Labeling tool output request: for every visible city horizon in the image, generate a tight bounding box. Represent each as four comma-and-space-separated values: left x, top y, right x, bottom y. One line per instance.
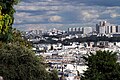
13, 0, 120, 31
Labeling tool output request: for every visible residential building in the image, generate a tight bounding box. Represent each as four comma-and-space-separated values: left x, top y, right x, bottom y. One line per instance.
83, 27, 93, 34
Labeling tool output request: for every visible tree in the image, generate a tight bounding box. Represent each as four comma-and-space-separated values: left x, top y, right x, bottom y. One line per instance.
0, 0, 20, 24
0, 43, 50, 80
0, 0, 20, 42
12, 28, 32, 48
81, 50, 120, 80
49, 70, 59, 80
0, 6, 13, 41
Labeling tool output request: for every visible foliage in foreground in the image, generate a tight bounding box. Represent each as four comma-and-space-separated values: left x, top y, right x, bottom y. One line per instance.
0, 1, 59, 80
0, 43, 51, 80
0, 0, 20, 42
49, 70, 59, 80
0, 0, 20, 23
81, 50, 120, 80
0, 6, 13, 41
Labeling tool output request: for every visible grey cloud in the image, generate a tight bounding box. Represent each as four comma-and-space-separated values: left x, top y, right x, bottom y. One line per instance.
61, 0, 120, 7
13, 0, 120, 31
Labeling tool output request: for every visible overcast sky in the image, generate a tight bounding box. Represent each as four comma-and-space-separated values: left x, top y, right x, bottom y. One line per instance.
13, 0, 120, 31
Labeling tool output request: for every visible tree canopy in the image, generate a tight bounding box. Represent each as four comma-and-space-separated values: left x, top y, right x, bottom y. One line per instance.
0, 43, 51, 80
49, 70, 59, 80
0, 6, 13, 41
81, 50, 120, 80
0, 1, 59, 80
0, 0, 20, 19
0, 0, 20, 42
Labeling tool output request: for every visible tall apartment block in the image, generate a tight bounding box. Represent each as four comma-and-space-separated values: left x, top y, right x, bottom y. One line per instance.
96, 21, 119, 34
83, 27, 93, 34
68, 27, 83, 34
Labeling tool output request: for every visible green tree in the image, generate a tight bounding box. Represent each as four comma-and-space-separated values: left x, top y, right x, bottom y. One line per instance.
0, 43, 50, 80
12, 28, 32, 48
0, 6, 13, 42
49, 70, 59, 80
81, 50, 120, 80
0, 0, 20, 24
0, 1, 59, 80
0, 0, 20, 42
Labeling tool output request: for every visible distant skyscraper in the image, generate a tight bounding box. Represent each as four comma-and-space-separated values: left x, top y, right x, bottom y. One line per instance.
102, 21, 107, 26
99, 26, 105, 34
96, 21, 118, 34
97, 21, 106, 34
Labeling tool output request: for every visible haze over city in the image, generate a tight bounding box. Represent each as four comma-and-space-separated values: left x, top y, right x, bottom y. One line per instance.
13, 0, 120, 31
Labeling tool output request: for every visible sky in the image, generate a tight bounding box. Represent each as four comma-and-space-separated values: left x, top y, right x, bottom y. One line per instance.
13, 0, 120, 31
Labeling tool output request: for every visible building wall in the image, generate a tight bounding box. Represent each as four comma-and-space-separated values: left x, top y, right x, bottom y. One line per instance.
99, 26, 105, 34
83, 27, 93, 34
96, 21, 119, 34
111, 26, 116, 33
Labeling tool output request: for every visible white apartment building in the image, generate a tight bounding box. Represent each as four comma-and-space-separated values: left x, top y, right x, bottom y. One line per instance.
83, 27, 93, 34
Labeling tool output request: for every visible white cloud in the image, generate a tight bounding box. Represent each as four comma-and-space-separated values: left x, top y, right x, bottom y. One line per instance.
81, 10, 99, 21
110, 13, 120, 18
49, 15, 62, 22
15, 12, 31, 17
46, 11, 58, 15
47, 0, 52, 2
13, 0, 120, 31
14, 12, 47, 24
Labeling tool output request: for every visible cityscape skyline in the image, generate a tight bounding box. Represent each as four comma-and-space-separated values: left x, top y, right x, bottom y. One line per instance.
13, 0, 120, 31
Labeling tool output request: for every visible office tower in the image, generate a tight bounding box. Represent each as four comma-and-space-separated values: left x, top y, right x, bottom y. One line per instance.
96, 21, 106, 34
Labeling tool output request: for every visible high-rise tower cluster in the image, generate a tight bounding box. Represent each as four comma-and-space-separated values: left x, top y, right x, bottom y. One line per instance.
96, 21, 119, 34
